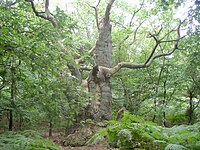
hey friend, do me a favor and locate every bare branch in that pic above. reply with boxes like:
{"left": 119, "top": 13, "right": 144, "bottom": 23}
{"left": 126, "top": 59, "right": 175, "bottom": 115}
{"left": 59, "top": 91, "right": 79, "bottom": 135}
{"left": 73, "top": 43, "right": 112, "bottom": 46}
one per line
{"left": 93, "top": 6, "right": 100, "bottom": 31}
{"left": 116, "top": 19, "right": 146, "bottom": 50}
{"left": 129, "top": 0, "right": 145, "bottom": 26}
{"left": 109, "top": 48, "right": 173, "bottom": 76}
{"left": 86, "top": 0, "right": 101, "bottom": 31}
{"left": 107, "top": 21, "right": 183, "bottom": 76}
{"left": 113, "top": 21, "right": 127, "bottom": 29}
{"left": 96, "top": 0, "right": 101, "bottom": 7}
{"left": 129, "top": 19, "right": 146, "bottom": 45}
{"left": 144, "top": 42, "right": 159, "bottom": 65}
{"left": 160, "top": 28, "right": 177, "bottom": 41}
{"left": 113, "top": 0, "right": 145, "bottom": 45}
{"left": 157, "top": 25, "right": 163, "bottom": 36}
{"left": 146, "top": 25, "right": 163, "bottom": 39}
{"left": 144, "top": 23, "right": 181, "bottom": 65}
{"left": 144, "top": 26, "right": 163, "bottom": 65}
{"left": 25, "top": 0, "right": 57, "bottom": 27}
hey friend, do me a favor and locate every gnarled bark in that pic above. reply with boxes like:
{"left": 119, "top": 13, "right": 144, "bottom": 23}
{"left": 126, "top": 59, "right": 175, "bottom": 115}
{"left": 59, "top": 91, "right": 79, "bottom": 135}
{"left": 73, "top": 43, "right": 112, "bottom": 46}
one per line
{"left": 88, "top": 0, "right": 115, "bottom": 120}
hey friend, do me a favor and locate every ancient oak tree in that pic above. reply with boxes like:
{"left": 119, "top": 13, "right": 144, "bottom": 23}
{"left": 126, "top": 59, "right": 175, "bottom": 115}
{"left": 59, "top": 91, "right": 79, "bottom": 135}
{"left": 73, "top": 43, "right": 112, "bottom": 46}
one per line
{"left": 86, "top": 0, "right": 183, "bottom": 120}
{"left": 27, "top": 0, "right": 184, "bottom": 121}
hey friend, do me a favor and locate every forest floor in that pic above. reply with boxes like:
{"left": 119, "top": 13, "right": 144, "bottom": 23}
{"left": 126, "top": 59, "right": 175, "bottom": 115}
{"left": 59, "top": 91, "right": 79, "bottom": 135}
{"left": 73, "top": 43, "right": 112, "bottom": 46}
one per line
{"left": 46, "top": 132, "right": 118, "bottom": 150}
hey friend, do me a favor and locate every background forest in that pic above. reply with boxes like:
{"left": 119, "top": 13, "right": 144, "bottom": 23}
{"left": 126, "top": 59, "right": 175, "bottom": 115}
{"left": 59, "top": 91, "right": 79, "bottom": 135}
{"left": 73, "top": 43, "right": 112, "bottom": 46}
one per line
{"left": 0, "top": 0, "right": 199, "bottom": 150}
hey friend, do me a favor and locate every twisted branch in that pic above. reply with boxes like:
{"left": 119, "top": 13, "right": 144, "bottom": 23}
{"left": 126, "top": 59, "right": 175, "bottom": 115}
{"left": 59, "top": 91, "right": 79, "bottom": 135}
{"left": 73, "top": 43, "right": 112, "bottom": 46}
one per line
{"left": 25, "top": 0, "right": 57, "bottom": 27}
{"left": 107, "top": 21, "right": 183, "bottom": 77}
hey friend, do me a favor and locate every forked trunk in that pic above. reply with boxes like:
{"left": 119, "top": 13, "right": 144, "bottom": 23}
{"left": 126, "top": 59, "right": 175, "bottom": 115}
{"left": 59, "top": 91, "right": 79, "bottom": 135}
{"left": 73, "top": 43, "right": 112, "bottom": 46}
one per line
{"left": 85, "top": 0, "right": 180, "bottom": 121}
{"left": 88, "top": 1, "right": 113, "bottom": 120}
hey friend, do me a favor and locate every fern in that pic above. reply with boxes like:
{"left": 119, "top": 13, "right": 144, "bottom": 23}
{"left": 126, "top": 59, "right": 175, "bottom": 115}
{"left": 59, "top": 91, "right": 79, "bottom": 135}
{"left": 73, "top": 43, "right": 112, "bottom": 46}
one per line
{"left": 0, "top": 130, "right": 62, "bottom": 150}
{"left": 87, "top": 112, "right": 200, "bottom": 150}
{"left": 121, "top": 112, "right": 145, "bottom": 124}
{"left": 164, "top": 122, "right": 200, "bottom": 149}
{"left": 165, "top": 144, "right": 188, "bottom": 150}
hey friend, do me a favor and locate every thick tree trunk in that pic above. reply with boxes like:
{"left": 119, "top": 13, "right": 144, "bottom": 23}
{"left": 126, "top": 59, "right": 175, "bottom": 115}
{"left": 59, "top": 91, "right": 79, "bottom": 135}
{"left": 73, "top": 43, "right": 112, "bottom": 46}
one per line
{"left": 94, "top": 21, "right": 112, "bottom": 67}
{"left": 88, "top": 0, "right": 114, "bottom": 121}
{"left": 94, "top": 23, "right": 112, "bottom": 120}
{"left": 86, "top": 0, "right": 181, "bottom": 121}
{"left": 97, "top": 78, "right": 112, "bottom": 120}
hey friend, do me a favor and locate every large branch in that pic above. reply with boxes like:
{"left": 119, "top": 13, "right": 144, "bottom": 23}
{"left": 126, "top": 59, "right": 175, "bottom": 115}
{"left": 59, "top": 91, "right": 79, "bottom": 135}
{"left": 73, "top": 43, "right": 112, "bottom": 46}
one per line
{"left": 25, "top": 0, "right": 57, "bottom": 27}
{"left": 108, "top": 21, "right": 183, "bottom": 76}
{"left": 144, "top": 26, "right": 163, "bottom": 65}
{"left": 109, "top": 48, "right": 174, "bottom": 76}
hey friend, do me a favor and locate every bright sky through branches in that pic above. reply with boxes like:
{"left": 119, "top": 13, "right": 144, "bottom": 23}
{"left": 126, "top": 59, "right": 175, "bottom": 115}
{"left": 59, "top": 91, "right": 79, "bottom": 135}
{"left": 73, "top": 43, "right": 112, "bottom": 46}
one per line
{"left": 49, "top": 0, "right": 193, "bottom": 36}
{"left": 49, "top": 0, "right": 192, "bottom": 20}
{"left": 49, "top": 0, "right": 139, "bottom": 12}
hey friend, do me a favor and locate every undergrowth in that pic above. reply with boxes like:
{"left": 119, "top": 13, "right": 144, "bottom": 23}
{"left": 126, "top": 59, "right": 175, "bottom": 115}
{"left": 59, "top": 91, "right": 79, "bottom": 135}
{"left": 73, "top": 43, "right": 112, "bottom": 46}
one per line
{"left": 0, "top": 130, "right": 62, "bottom": 150}
{"left": 87, "top": 112, "right": 200, "bottom": 150}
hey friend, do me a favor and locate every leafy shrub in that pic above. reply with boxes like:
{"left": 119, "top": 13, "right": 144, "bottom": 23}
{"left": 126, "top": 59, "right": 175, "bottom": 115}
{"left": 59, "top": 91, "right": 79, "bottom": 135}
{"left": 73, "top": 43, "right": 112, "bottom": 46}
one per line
{"left": 167, "top": 113, "right": 187, "bottom": 125}
{"left": 87, "top": 112, "right": 200, "bottom": 150}
{"left": 0, "top": 130, "right": 62, "bottom": 150}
